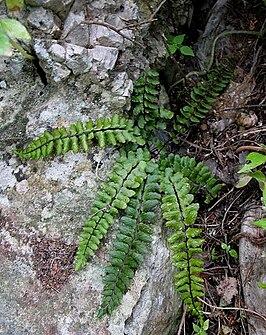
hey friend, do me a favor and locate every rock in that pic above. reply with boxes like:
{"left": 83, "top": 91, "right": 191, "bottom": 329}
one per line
{"left": 27, "top": 7, "right": 61, "bottom": 36}
{"left": 239, "top": 208, "right": 266, "bottom": 335}
{"left": 0, "top": 0, "right": 195, "bottom": 333}
{"left": 88, "top": 45, "right": 119, "bottom": 71}
{"left": 64, "top": 43, "right": 92, "bottom": 75}
{"left": 61, "top": 0, "right": 89, "bottom": 47}
{"left": 89, "top": 24, "right": 124, "bottom": 48}
{"left": 25, "top": 0, "right": 74, "bottom": 18}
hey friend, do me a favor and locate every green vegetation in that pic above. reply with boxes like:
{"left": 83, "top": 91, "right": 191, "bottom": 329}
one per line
{"left": 0, "top": 0, "right": 33, "bottom": 59}
{"left": 15, "top": 65, "right": 233, "bottom": 328}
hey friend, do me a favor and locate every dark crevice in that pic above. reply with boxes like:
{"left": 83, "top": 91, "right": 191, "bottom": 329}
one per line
{"left": 32, "top": 57, "right": 48, "bottom": 86}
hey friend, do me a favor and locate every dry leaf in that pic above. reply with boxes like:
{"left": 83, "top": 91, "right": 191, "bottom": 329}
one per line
{"left": 217, "top": 277, "right": 238, "bottom": 304}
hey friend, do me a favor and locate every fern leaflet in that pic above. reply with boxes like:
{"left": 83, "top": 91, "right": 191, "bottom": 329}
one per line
{"left": 75, "top": 148, "right": 150, "bottom": 270}
{"left": 161, "top": 168, "right": 205, "bottom": 316}
{"left": 98, "top": 166, "right": 161, "bottom": 317}
{"left": 15, "top": 115, "right": 144, "bottom": 159}
{"left": 174, "top": 59, "right": 234, "bottom": 133}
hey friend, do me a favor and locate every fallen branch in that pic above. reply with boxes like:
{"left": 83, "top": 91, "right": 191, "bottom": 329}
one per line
{"left": 198, "top": 297, "right": 266, "bottom": 324}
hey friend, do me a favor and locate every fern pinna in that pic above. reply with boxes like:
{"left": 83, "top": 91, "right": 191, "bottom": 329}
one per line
{"left": 75, "top": 148, "right": 149, "bottom": 270}
{"left": 98, "top": 168, "right": 161, "bottom": 317}
{"left": 14, "top": 115, "right": 144, "bottom": 159}
{"left": 174, "top": 58, "right": 234, "bottom": 133}
{"left": 161, "top": 169, "right": 204, "bottom": 316}
{"left": 15, "top": 62, "right": 233, "bottom": 326}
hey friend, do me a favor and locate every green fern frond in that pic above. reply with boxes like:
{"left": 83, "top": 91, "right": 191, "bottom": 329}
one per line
{"left": 160, "top": 154, "right": 222, "bottom": 203}
{"left": 98, "top": 166, "right": 161, "bottom": 317}
{"left": 15, "top": 115, "right": 144, "bottom": 159}
{"left": 132, "top": 69, "right": 173, "bottom": 132}
{"left": 161, "top": 169, "right": 204, "bottom": 316}
{"left": 174, "top": 59, "right": 234, "bottom": 133}
{"left": 75, "top": 148, "right": 150, "bottom": 271}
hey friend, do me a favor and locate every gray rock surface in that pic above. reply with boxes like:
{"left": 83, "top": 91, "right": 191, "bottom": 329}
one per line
{"left": 0, "top": 0, "right": 192, "bottom": 334}
{"left": 27, "top": 7, "right": 61, "bottom": 36}
{"left": 239, "top": 208, "right": 266, "bottom": 335}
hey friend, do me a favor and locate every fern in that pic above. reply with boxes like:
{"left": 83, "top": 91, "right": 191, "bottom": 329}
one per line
{"left": 75, "top": 148, "right": 150, "bottom": 270}
{"left": 132, "top": 69, "right": 173, "bottom": 133}
{"left": 15, "top": 115, "right": 144, "bottom": 159}
{"left": 98, "top": 167, "right": 161, "bottom": 317}
{"left": 161, "top": 168, "right": 205, "bottom": 316}
{"left": 160, "top": 153, "right": 223, "bottom": 203}
{"left": 174, "top": 59, "right": 234, "bottom": 133}
{"left": 14, "top": 59, "right": 233, "bottom": 324}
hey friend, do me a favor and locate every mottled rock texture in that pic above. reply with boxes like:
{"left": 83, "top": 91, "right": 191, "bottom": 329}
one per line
{"left": 0, "top": 0, "right": 192, "bottom": 334}
{"left": 239, "top": 208, "right": 266, "bottom": 335}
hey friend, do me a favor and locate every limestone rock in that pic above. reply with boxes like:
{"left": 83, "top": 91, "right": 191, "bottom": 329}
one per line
{"left": 25, "top": 0, "right": 74, "bottom": 18}
{"left": 61, "top": 0, "right": 89, "bottom": 47}
{"left": 239, "top": 208, "right": 266, "bottom": 335}
{"left": 0, "top": 0, "right": 194, "bottom": 334}
{"left": 27, "top": 7, "right": 61, "bottom": 36}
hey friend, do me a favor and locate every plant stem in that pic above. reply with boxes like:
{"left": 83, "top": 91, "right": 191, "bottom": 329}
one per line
{"left": 9, "top": 38, "right": 35, "bottom": 60}
{"left": 207, "top": 30, "right": 263, "bottom": 71}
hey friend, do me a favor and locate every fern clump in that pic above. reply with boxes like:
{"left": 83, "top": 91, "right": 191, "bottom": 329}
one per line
{"left": 15, "top": 61, "right": 234, "bottom": 325}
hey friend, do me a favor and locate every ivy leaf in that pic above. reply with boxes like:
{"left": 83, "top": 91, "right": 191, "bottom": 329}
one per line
{"left": 6, "top": 0, "right": 24, "bottom": 11}
{"left": 235, "top": 175, "right": 252, "bottom": 188}
{"left": 180, "top": 45, "right": 195, "bottom": 56}
{"left": 238, "top": 152, "right": 266, "bottom": 173}
{"left": 0, "top": 18, "right": 31, "bottom": 40}
{"left": 0, "top": 29, "right": 11, "bottom": 56}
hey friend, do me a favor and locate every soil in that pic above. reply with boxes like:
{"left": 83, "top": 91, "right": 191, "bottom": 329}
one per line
{"left": 165, "top": 0, "right": 266, "bottom": 333}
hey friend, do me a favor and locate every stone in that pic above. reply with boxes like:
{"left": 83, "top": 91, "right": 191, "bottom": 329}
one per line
{"left": 89, "top": 24, "right": 124, "bottom": 48}
{"left": 64, "top": 43, "right": 92, "bottom": 75}
{"left": 61, "top": 0, "right": 89, "bottom": 47}
{"left": 239, "top": 208, "right": 266, "bottom": 335}
{"left": 27, "top": 7, "right": 61, "bottom": 36}
{"left": 88, "top": 45, "right": 119, "bottom": 71}
{"left": 49, "top": 43, "right": 66, "bottom": 62}
{"left": 25, "top": 0, "right": 74, "bottom": 18}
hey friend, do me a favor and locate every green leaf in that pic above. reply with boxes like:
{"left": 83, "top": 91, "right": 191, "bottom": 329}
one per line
{"left": 258, "top": 282, "right": 266, "bottom": 289}
{"left": 0, "top": 29, "right": 11, "bottom": 56}
{"left": 252, "top": 218, "right": 266, "bottom": 230}
{"left": 6, "top": 0, "right": 24, "bottom": 11}
{"left": 160, "top": 107, "right": 174, "bottom": 119}
{"left": 229, "top": 249, "right": 238, "bottom": 258}
{"left": 172, "top": 34, "right": 185, "bottom": 45}
{"left": 0, "top": 18, "right": 31, "bottom": 40}
{"left": 221, "top": 243, "right": 230, "bottom": 252}
{"left": 235, "top": 175, "right": 252, "bottom": 188}
{"left": 249, "top": 171, "right": 266, "bottom": 182}
{"left": 180, "top": 45, "right": 195, "bottom": 56}
{"left": 238, "top": 152, "right": 266, "bottom": 173}
{"left": 167, "top": 43, "right": 178, "bottom": 55}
